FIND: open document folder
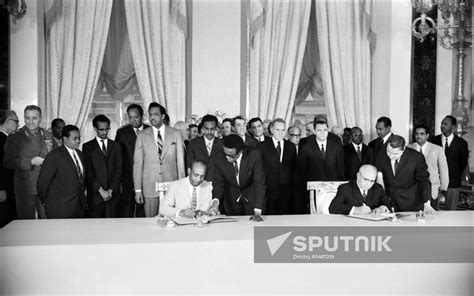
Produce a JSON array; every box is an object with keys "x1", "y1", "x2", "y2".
[
  {"x1": 347, "y1": 212, "x2": 399, "y2": 221},
  {"x1": 170, "y1": 215, "x2": 237, "y2": 225}
]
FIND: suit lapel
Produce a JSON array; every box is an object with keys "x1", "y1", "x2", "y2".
[
  {"x1": 395, "y1": 150, "x2": 409, "y2": 177},
  {"x1": 238, "y1": 149, "x2": 248, "y2": 186},
  {"x1": 61, "y1": 146, "x2": 82, "y2": 182},
  {"x1": 210, "y1": 138, "x2": 221, "y2": 157},
  {"x1": 161, "y1": 126, "x2": 173, "y2": 158},
  {"x1": 144, "y1": 128, "x2": 159, "y2": 158},
  {"x1": 351, "y1": 182, "x2": 364, "y2": 204}
]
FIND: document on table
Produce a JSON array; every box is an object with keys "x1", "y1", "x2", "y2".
[
  {"x1": 347, "y1": 213, "x2": 396, "y2": 221},
  {"x1": 170, "y1": 215, "x2": 237, "y2": 225}
]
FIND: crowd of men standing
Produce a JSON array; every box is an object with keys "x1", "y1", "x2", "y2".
[{"x1": 0, "y1": 103, "x2": 470, "y2": 226}]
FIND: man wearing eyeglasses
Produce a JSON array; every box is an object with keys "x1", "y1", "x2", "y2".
[
  {"x1": 329, "y1": 165, "x2": 390, "y2": 215},
  {"x1": 186, "y1": 114, "x2": 222, "y2": 182},
  {"x1": 287, "y1": 125, "x2": 302, "y2": 153},
  {"x1": 210, "y1": 134, "x2": 265, "y2": 221},
  {"x1": 83, "y1": 114, "x2": 122, "y2": 218},
  {"x1": 0, "y1": 110, "x2": 19, "y2": 226}
]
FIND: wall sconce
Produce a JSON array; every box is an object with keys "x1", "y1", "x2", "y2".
[{"x1": 6, "y1": 0, "x2": 27, "y2": 23}]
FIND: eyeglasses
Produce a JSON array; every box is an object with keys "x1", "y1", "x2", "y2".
[
  {"x1": 289, "y1": 133, "x2": 301, "y2": 137},
  {"x1": 224, "y1": 151, "x2": 241, "y2": 159},
  {"x1": 96, "y1": 128, "x2": 111, "y2": 131}
]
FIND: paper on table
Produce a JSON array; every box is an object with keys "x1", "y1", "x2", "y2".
[
  {"x1": 347, "y1": 212, "x2": 396, "y2": 221},
  {"x1": 170, "y1": 215, "x2": 237, "y2": 225}
]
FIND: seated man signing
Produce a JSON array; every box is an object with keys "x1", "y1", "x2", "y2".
[
  {"x1": 160, "y1": 160, "x2": 219, "y2": 218},
  {"x1": 329, "y1": 165, "x2": 391, "y2": 215}
]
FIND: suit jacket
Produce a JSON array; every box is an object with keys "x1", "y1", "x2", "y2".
[
  {"x1": 297, "y1": 135, "x2": 345, "y2": 182},
  {"x1": 211, "y1": 147, "x2": 266, "y2": 215},
  {"x1": 243, "y1": 134, "x2": 258, "y2": 148},
  {"x1": 375, "y1": 148, "x2": 431, "y2": 211},
  {"x1": 407, "y1": 142, "x2": 449, "y2": 198},
  {"x1": 37, "y1": 146, "x2": 87, "y2": 218},
  {"x1": 343, "y1": 143, "x2": 370, "y2": 180},
  {"x1": 115, "y1": 124, "x2": 150, "y2": 193},
  {"x1": 3, "y1": 126, "x2": 53, "y2": 195},
  {"x1": 329, "y1": 180, "x2": 390, "y2": 215},
  {"x1": 159, "y1": 177, "x2": 213, "y2": 218},
  {"x1": 134, "y1": 126, "x2": 186, "y2": 197},
  {"x1": 0, "y1": 132, "x2": 13, "y2": 193},
  {"x1": 429, "y1": 134, "x2": 468, "y2": 188},
  {"x1": 257, "y1": 138, "x2": 297, "y2": 202},
  {"x1": 83, "y1": 138, "x2": 122, "y2": 205},
  {"x1": 299, "y1": 132, "x2": 340, "y2": 147},
  {"x1": 185, "y1": 136, "x2": 223, "y2": 181},
  {"x1": 368, "y1": 133, "x2": 394, "y2": 165}
]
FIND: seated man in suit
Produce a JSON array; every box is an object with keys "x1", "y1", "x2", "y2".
[
  {"x1": 37, "y1": 125, "x2": 87, "y2": 219},
  {"x1": 408, "y1": 124, "x2": 449, "y2": 210},
  {"x1": 83, "y1": 115, "x2": 122, "y2": 218},
  {"x1": 186, "y1": 114, "x2": 222, "y2": 182},
  {"x1": 211, "y1": 134, "x2": 265, "y2": 221},
  {"x1": 232, "y1": 116, "x2": 258, "y2": 148},
  {"x1": 329, "y1": 165, "x2": 390, "y2": 215},
  {"x1": 375, "y1": 135, "x2": 435, "y2": 214},
  {"x1": 160, "y1": 160, "x2": 219, "y2": 218},
  {"x1": 343, "y1": 126, "x2": 370, "y2": 180}
]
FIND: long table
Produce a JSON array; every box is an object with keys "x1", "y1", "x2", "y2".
[{"x1": 1, "y1": 212, "x2": 473, "y2": 294}]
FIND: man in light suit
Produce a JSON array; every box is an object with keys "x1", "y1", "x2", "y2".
[
  {"x1": 186, "y1": 114, "x2": 222, "y2": 182},
  {"x1": 160, "y1": 160, "x2": 219, "y2": 218},
  {"x1": 37, "y1": 125, "x2": 87, "y2": 219},
  {"x1": 408, "y1": 125, "x2": 449, "y2": 210},
  {"x1": 134, "y1": 102, "x2": 186, "y2": 217},
  {"x1": 429, "y1": 115, "x2": 469, "y2": 210},
  {"x1": 115, "y1": 104, "x2": 150, "y2": 217}
]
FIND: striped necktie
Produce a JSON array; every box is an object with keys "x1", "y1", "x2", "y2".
[
  {"x1": 191, "y1": 187, "x2": 197, "y2": 210},
  {"x1": 157, "y1": 130, "x2": 163, "y2": 157}
]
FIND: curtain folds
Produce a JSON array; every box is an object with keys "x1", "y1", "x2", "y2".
[
  {"x1": 45, "y1": 0, "x2": 113, "y2": 130},
  {"x1": 248, "y1": 0, "x2": 311, "y2": 124},
  {"x1": 314, "y1": 0, "x2": 374, "y2": 134},
  {"x1": 124, "y1": 0, "x2": 187, "y2": 124}
]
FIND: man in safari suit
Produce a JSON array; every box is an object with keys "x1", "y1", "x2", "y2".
[
  {"x1": 133, "y1": 102, "x2": 185, "y2": 217},
  {"x1": 3, "y1": 105, "x2": 53, "y2": 219}
]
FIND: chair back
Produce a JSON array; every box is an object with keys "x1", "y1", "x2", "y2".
[{"x1": 307, "y1": 181, "x2": 348, "y2": 214}]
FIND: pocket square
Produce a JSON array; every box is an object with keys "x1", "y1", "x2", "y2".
[{"x1": 171, "y1": 142, "x2": 176, "y2": 145}]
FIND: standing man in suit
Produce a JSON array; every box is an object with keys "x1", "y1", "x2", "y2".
[
  {"x1": 295, "y1": 120, "x2": 344, "y2": 213},
  {"x1": 376, "y1": 135, "x2": 435, "y2": 213},
  {"x1": 220, "y1": 118, "x2": 233, "y2": 138},
  {"x1": 3, "y1": 105, "x2": 53, "y2": 219},
  {"x1": 83, "y1": 115, "x2": 122, "y2": 218},
  {"x1": 287, "y1": 125, "x2": 302, "y2": 154},
  {"x1": 329, "y1": 165, "x2": 391, "y2": 215},
  {"x1": 408, "y1": 125, "x2": 449, "y2": 210},
  {"x1": 343, "y1": 126, "x2": 370, "y2": 180},
  {"x1": 0, "y1": 110, "x2": 19, "y2": 227},
  {"x1": 368, "y1": 117, "x2": 394, "y2": 165},
  {"x1": 37, "y1": 125, "x2": 87, "y2": 218},
  {"x1": 258, "y1": 119, "x2": 297, "y2": 215},
  {"x1": 300, "y1": 115, "x2": 340, "y2": 146},
  {"x1": 232, "y1": 116, "x2": 258, "y2": 148},
  {"x1": 134, "y1": 102, "x2": 186, "y2": 217},
  {"x1": 115, "y1": 104, "x2": 150, "y2": 217},
  {"x1": 186, "y1": 114, "x2": 222, "y2": 182},
  {"x1": 50, "y1": 118, "x2": 65, "y2": 149},
  {"x1": 249, "y1": 117, "x2": 266, "y2": 143},
  {"x1": 160, "y1": 160, "x2": 219, "y2": 218},
  {"x1": 429, "y1": 115, "x2": 469, "y2": 210},
  {"x1": 211, "y1": 134, "x2": 265, "y2": 221}
]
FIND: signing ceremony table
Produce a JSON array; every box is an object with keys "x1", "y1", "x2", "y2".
[{"x1": 1, "y1": 212, "x2": 473, "y2": 294}]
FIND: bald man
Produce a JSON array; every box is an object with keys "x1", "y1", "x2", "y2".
[{"x1": 329, "y1": 165, "x2": 391, "y2": 215}]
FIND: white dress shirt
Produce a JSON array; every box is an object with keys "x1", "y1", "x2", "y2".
[
  {"x1": 204, "y1": 137, "x2": 214, "y2": 155},
  {"x1": 272, "y1": 137, "x2": 284, "y2": 162},
  {"x1": 64, "y1": 145, "x2": 84, "y2": 174},
  {"x1": 152, "y1": 125, "x2": 166, "y2": 148},
  {"x1": 95, "y1": 137, "x2": 108, "y2": 150},
  {"x1": 442, "y1": 133, "x2": 454, "y2": 149},
  {"x1": 382, "y1": 132, "x2": 393, "y2": 144},
  {"x1": 316, "y1": 139, "x2": 327, "y2": 152}
]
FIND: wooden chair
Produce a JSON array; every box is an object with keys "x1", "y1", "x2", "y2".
[{"x1": 307, "y1": 181, "x2": 348, "y2": 214}]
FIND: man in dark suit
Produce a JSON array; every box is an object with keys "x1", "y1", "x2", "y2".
[
  {"x1": 83, "y1": 115, "x2": 122, "y2": 218},
  {"x1": 375, "y1": 135, "x2": 435, "y2": 213},
  {"x1": 50, "y1": 118, "x2": 65, "y2": 149},
  {"x1": 295, "y1": 120, "x2": 345, "y2": 213},
  {"x1": 299, "y1": 115, "x2": 340, "y2": 147},
  {"x1": 248, "y1": 117, "x2": 267, "y2": 143},
  {"x1": 329, "y1": 165, "x2": 391, "y2": 215},
  {"x1": 368, "y1": 116, "x2": 394, "y2": 165},
  {"x1": 115, "y1": 104, "x2": 149, "y2": 217},
  {"x1": 3, "y1": 105, "x2": 53, "y2": 219},
  {"x1": 37, "y1": 125, "x2": 87, "y2": 218},
  {"x1": 343, "y1": 126, "x2": 370, "y2": 180},
  {"x1": 287, "y1": 125, "x2": 302, "y2": 155},
  {"x1": 429, "y1": 115, "x2": 469, "y2": 210},
  {"x1": 232, "y1": 116, "x2": 258, "y2": 148},
  {"x1": 210, "y1": 134, "x2": 265, "y2": 221},
  {"x1": 258, "y1": 119, "x2": 297, "y2": 215},
  {"x1": 0, "y1": 110, "x2": 19, "y2": 227},
  {"x1": 186, "y1": 114, "x2": 222, "y2": 182}
]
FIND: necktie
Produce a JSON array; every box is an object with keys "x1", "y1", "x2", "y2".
[
  {"x1": 356, "y1": 145, "x2": 362, "y2": 161},
  {"x1": 419, "y1": 146, "x2": 422, "y2": 154},
  {"x1": 445, "y1": 138, "x2": 449, "y2": 153},
  {"x1": 135, "y1": 128, "x2": 139, "y2": 135},
  {"x1": 101, "y1": 140, "x2": 107, "y2": 155},
  {"x1": 191, "y1": 187, "x2": 197, "y2": 210},
  {"x1": 207, "y1": 142, "x2": 212, "y2": 156},
  {"x1": 394, "y1": 159, "x2": 399, "y2": 176},
  {"x1": 72, "y1": 152, "x2": 83, "y2": 180},
  {"x1": 321, "y1": 144, "x2": 326, "y2": 159},
  {"x1": 233, "y1": 161, "x2": 239, "y2": 177},
  {"x1": 276, "y1": 141, "x2": 282, "y2": 162},
  {"x1": 362, "y1": 190, "x2": 367, "y2": 199},
  {"x1": 157, "y1": 130, "x2": 163, "y2": 157}
]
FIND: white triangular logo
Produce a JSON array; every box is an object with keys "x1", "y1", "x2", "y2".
[{"x1": 267, "y1": 231, "x2": 293, "y2": 256}]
